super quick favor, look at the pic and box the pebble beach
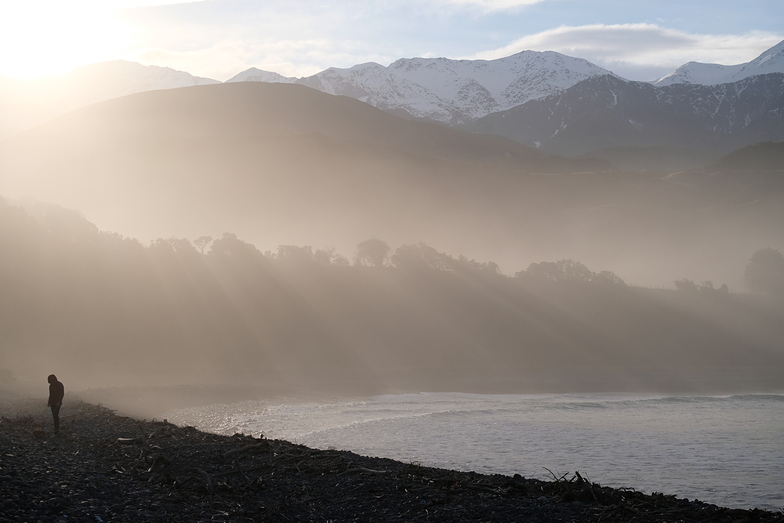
[1,395,782,522]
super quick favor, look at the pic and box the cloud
[442,0,545,10]
[471,24,784,80]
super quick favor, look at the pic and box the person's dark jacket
[48,375,64,407]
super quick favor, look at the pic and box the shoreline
[1,397,782,522]
[12,380,782,423]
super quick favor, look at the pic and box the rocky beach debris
[1,399,782,523]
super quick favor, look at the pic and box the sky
[0,0,782,82]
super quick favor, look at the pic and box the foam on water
[165,393,784,511]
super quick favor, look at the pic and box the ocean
[165,392,784,511]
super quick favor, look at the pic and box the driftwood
[234,460,252,487]
[339,466,389,476]
[197,467,214,494]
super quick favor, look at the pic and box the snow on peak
[231,50,613,124]
[385,50,613,118]
[730,39,784,79]
[226,68,298,84]
[653,62,745,87]
[654,39,784,86]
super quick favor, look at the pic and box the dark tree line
[2,198,783,393]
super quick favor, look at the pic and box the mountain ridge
[227,50,616,125]
[464,72,784,155]
[2,40,783,156]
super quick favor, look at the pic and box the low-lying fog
[1,83,783,403]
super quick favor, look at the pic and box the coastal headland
[1,395,780,522]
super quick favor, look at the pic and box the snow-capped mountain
[299,62,456,121]
[654,40,784,86]
[466,73,784,155]
[5,39,783,148]
[389,52,612,112]
[227,51,614,124]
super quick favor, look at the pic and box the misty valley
[2,196,783,394]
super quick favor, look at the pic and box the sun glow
[0,1,131,79]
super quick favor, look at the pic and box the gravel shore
[1,397,782,522]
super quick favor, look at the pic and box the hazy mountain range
[2,40,783,158]
[2,82,782,290]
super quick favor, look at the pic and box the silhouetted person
[47,374,64,434]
